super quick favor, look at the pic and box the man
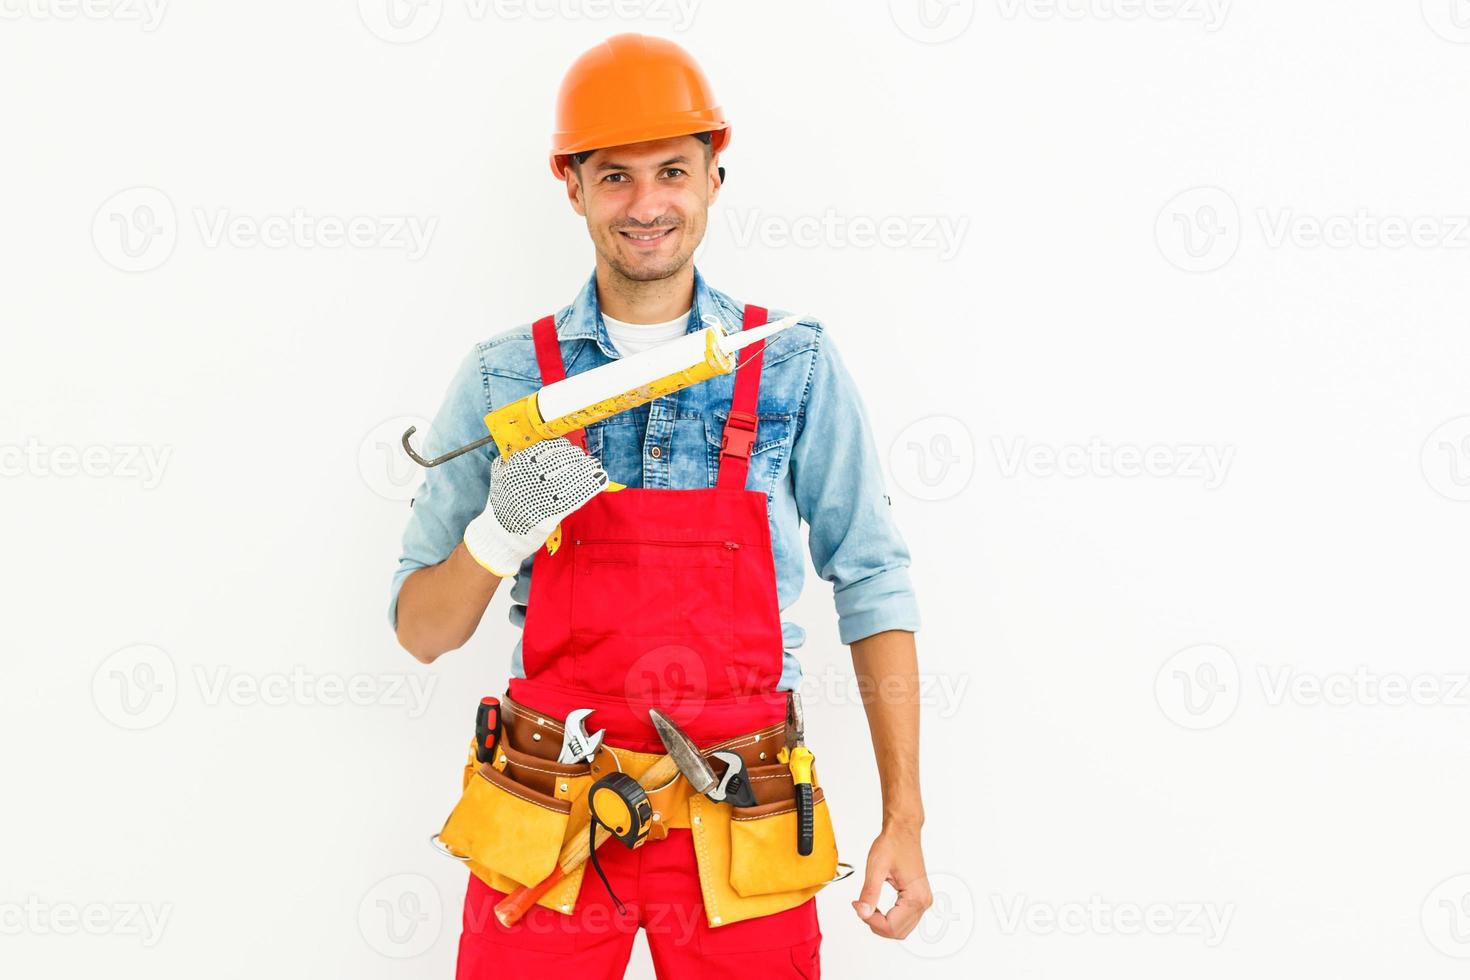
[391,33,930,978]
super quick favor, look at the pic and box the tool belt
[436,694,842,927]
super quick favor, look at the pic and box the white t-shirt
[602,309,691,358]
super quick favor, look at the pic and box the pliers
[778,693,815,855]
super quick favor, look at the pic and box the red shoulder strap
[715,304,769,490]
[530,314,587,453]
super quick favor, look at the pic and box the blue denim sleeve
[387,346,498,629]
[788,325,921,644]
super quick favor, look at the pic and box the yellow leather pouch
[440,729,595,893]
[440,763,572,887]
[461,740,479,792]
[468,741,670,915]
[729,789,838,897]
[688,765,840,928]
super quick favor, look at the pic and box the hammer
[492,752,681,927]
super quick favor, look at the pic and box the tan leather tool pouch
[439,725,595,898]
[689,761,840,928]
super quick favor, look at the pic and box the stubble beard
[597,212,706,285]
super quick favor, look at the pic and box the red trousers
[455,828,821,979]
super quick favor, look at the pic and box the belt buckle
[719,409,759,461]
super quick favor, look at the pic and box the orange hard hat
[550,33,730,180]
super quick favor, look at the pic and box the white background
[4,1,1470,977]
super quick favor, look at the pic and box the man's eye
[663,168,687,179]
[603,173,629,183]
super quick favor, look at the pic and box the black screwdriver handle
[475,697,501,764]
[795,783,814,856]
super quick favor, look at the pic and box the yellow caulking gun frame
[401,315,800,555]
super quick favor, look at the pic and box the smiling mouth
[618,227,676,244]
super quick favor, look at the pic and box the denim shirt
[389,267,920,689]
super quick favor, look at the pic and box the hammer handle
[494,753,682,927]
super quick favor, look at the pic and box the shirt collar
[559,265,719,360]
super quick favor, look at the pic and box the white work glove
[463,437,609,576]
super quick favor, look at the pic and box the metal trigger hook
[401,425,497,468]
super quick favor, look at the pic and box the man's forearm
[850,628,924,828]
[395,542,504,663]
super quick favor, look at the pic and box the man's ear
[566,169,587,217]
[709,153,724,204]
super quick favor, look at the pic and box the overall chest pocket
[569,538,739,644]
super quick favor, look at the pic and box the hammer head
[558,707,605,764]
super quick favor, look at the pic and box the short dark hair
[571,130,715,173]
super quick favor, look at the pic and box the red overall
[455,304,821,979]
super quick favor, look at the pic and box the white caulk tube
[536,315,801,423]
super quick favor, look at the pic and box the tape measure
[587,773,652,912]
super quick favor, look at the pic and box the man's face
[567,134,721,283]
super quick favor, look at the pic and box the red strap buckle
[719,410,759,460]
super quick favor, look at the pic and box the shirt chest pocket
[705,410,794,492]
[584,418,707,488]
